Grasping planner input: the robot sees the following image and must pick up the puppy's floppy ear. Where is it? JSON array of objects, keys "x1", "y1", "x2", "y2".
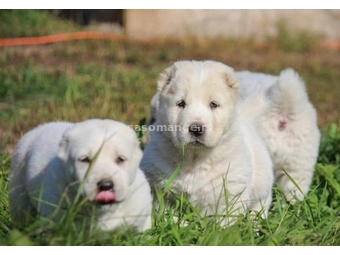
[
  {"x1": 58, "y1": 137, "x2": 69, "y2": 161},
  {"x1": 223, "y1": 65, "x2": 239, "y2": 89},
  {"x1": 58, "y1": 128, "x2": 73, "y2": 161},
  {"x1": 132, "y1": 141, "x2": 143, "y2": 169},
  {"x1": 221, "y1": 64, "x2": 239, "y2": 103},
  {"x1": 157, "y1": 65, "x2": 176, "y2": 93},
  {"x1": 128, "y1": 138, "x2": 143, "y2": 184}
]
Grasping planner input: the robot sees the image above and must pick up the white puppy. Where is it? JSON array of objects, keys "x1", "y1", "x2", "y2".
[
  {"x1": 9, "y1": 119, "x2": 152, "y2": 232},
  {"x1": 237, "y1": 69, "x2": 320, "y2": 202},
  {"x1": 145, "y1": 67, "x2": 320, "y2": 203},
  {"x1": 140, "y1": 60, "x2": 273, "y2": 226}
]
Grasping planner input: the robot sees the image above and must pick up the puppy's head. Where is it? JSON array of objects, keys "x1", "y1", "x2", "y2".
[
  {"x1": 156, "y1": 60, "x2": 239, "y2": 148},
  {"x1": 58, "y1": 119, "x2": 142, "y2": 208}
]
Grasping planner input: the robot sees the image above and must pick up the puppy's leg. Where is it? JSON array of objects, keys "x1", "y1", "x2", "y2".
[
  {"x1": 249, "y1": 189, "x2": 272, "y2": 219},
  {"x1": 139, "y1": 215, "x2": 152, "y2": 232},
  {"x1": 275, "y1": 165, "x2": 313, "y2": 203},
  {"x1": 247, "y1": 190, "x2": 272, "y2": 234},
  {"x1": 214, "y1": 192, "x2": 249, "y2": 228}
]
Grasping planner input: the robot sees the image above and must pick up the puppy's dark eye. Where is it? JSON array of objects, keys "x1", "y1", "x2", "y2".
[
  {"x1": 177, "y1": 100, "x2": 186, "y2": 108},
  {"x1": 210, "y1": 101, "x2": 219, "y2": 109},
  {"x1": 78, "y1": 156, "x2": 91, "y2": 163},
  {"x1": 116, "y1": 156, "x2": 126, "y2": 164}
]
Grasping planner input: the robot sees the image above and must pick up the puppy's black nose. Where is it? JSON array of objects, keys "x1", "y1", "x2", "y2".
[
  {"x1": 97, "y1": 179, "x2": 114, "y2": 191},
  {"x1": 189, "y1": 123, "x2": 205, "y2": 137}
]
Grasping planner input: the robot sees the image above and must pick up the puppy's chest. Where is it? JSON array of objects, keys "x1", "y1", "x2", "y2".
[{"x1": 170, "y1": 162, "x2": 224, "y2": 201}]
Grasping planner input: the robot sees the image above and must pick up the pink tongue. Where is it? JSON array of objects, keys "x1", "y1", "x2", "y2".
[{"x1": 95, "y1": 190, "x2": 116, "y2": 203}]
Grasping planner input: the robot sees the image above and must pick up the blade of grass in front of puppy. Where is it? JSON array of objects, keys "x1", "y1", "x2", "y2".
[
  {"x1": 281, "y1": 167, "x2": 306, "y2": 201},
  {"x1": 72, "y1": 132, "x2": 117, "y2": 215},
  {"x1": 164, "y1": 144, "x2": 185, "y2": 193},
  {"x1": 72, "y1": 139, "x2": 105, "y2": 208},
  {"x1": 164, "y1": 162, "x2": 182, "y2": 193},
  {"x1": 281, "y1": 167, "x2": 316, "y2": 224}
]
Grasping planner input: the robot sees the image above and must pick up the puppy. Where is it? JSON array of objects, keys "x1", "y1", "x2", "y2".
[
  {"x1": 140, "y1": 60, "x2": 274, "y2": 226},
  {"x1": 9, "y1": 119, "x2": 152, "y2": 232},
  {"x1": 145, "y1": 67, "x2": 320, "y2": 203},
  {"x1": 237, "y1": 69, "x2": 320, "y2": 202}
]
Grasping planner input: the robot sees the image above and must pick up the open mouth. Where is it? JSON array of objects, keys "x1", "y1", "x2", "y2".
[
  {"x1": 188, "y1": 140, "x2": 205, "y2": 146},
  {"x1": 94, "y1": 190, "x2": 116, "y2": 205}
]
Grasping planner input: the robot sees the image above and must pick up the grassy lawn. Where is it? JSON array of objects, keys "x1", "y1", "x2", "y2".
[{"x1": 0, "y1": 10, "x2": 340, "y2": 245}]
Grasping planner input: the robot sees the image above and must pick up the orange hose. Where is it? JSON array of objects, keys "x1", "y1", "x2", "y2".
[
  {"x1": 0, "y1": 31, "x2": 126, "y2": 47},
  {"x1": 0, "y1": 31, "x2": 339, "y2": 50},
  {"x1": 320, "y1": 40, "x2": 340, "y2": 50}
]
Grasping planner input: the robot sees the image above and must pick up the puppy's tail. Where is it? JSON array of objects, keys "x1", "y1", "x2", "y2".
[{"x1": 266, "y1": 68, "x2": 310, "y2": 117}]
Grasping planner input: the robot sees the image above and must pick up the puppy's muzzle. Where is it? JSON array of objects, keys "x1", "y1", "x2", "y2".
[
  {"x1": 189, "y1": 123, "x2": 205, "y2": 137},
  {"x1": 95, "y1": 179, "x2": 116, "y2": 204}
]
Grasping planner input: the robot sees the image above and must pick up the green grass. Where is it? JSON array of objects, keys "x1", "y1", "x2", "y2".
[
  {"x1": 0, "y1": 10, "x2": 340, "y2": 246},
  {"x1": 267, "y1": 20, "x2": 322, "y2": 53},
  {"x1": 0, "y1": 10, "x2": 78, "y2": 38}
]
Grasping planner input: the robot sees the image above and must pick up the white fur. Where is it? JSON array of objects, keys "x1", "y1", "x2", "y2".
[
  {"x1": 140, "y1": 60, "x2": 273, "y2": 226},
  {"x1": 9, "y1": 119, "x2": 152, "y2": 232},
  {"x1": 146, "y1": 67, "x2": 320, "y2": 203},
  {"x1": 237, "y1": 69, "x2": 320, "y2": 202}
]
